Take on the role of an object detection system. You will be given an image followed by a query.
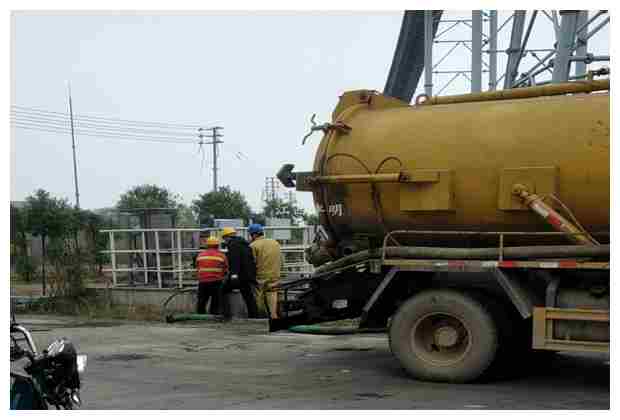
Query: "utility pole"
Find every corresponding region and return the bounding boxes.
[198,126,224,192]
[67,83,80,209]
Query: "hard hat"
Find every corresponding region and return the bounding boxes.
[205,237,220,247]
[248,223,264,235]
[221,227,237,237]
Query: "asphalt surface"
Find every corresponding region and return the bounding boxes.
[11,315,610,410]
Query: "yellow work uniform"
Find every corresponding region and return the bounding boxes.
[250,237,281,290]
[251,236,282,319]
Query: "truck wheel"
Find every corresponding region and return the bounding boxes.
[389,289,498,383]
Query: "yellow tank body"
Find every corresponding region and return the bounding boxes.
[311,88,610,247]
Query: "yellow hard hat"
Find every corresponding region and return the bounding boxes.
[221,227,237,237]
[205,237,220,247]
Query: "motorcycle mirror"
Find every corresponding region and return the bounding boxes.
[77,354,87,373]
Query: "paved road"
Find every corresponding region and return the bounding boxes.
[12,315,610,410]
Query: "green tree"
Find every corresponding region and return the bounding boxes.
[81,210,109,275]
[176,204,198,227]
[192,186,252,226]
[25,190,74,295]
[10,204,29,257]
[117,184,180,209]
[11,204,35,282]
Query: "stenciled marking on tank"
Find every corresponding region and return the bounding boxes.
[316,203,345,217]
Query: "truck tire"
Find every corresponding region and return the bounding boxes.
[389,289,499,383]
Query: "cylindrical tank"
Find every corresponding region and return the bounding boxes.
[311,87,610,250]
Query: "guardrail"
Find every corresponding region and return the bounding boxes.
[100,226,320,288]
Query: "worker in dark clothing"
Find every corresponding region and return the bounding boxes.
[195,236,228,315]
[221,227,260,318]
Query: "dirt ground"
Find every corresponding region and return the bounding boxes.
[10,314,610,410]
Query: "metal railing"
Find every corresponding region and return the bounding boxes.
[100,226,320,288]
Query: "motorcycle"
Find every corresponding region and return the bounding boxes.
[10,313,87,410]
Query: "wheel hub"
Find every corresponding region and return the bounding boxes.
[411,312,472,367]
[434,326,459,348]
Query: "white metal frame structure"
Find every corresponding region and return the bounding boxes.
[100,226,320,288]
[422,10,609,97]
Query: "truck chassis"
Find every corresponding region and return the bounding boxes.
[272,230,609,383]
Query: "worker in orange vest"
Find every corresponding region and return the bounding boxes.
[195,236,228,315]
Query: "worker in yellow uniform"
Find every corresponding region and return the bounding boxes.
[248,224,281,319]
[195,236,228,315]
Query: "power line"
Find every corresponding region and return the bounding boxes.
[12,124,199,144]
[11,110,199,135]
[11,120,198,143]
[11,104,206,130]
[11,113,198,138]
[11,108,200,133]
[10,116,199,141]
[13,123,198,144]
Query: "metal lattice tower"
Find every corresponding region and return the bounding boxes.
[262,176,282,203]
[407,10,609,100]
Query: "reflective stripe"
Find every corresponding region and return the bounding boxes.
[199,268,225,273]
[196,255,225,262]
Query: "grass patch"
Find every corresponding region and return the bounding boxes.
[14,291,164,322]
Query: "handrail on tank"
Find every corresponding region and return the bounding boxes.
[380,230,610,264]
[415,79,610,106]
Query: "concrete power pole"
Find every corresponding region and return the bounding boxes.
[67,83,80,209]
[198,126,224,192]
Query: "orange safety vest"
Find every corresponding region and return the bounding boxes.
[196,249,228,282]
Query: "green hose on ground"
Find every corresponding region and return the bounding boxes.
[287,325,386,335]
[165,313,386,336]
[165,313,223,323]
[165,313,271,323]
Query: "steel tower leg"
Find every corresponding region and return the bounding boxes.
[471,10,483,93]
[488,10,498,91]
[504,10,526,89]
[574,11,588,77]
[553,10,579,83]
[424,10,434,96]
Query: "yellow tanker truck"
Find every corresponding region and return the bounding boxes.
[273,78,610,383]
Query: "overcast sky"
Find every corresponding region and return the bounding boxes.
[10,11,610,214]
